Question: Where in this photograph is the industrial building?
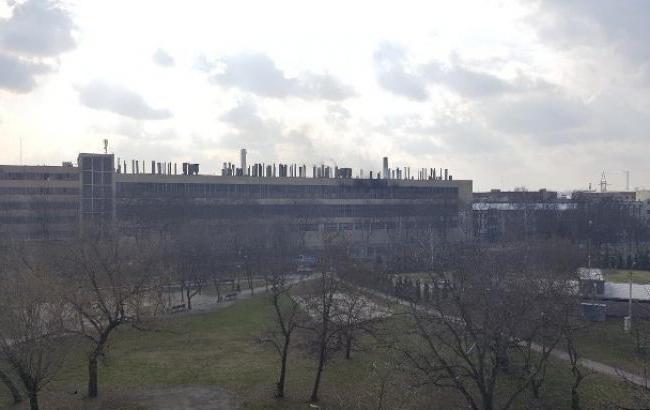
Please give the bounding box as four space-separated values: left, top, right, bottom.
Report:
472 189 576 242
0 151 473 257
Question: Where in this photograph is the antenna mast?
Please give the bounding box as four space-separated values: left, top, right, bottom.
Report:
600 171 608 193
103 139 109 154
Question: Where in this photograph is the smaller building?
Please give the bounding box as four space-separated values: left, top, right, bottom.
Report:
578 267 605 297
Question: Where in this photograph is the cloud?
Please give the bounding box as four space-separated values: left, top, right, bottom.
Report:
218 99 315 158
152 48 174 67
373 42 428 101
530 0 650 65
373 42 530 100
423 62 515 98
219 98 283 149
484 93 589 142
77 80 172 120
0 0 75 57
206 52 355 101
0 52 50 92
296 73 355 101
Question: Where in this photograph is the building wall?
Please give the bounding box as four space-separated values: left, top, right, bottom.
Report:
0 153 473 253
113 173 473 251
0 165 79 240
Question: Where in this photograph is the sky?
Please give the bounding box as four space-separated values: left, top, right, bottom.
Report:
0 0 648 192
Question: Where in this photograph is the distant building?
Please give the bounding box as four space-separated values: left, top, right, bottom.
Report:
637 190 650 225
472 189 576 242
0 153 473 258
0 163 79 240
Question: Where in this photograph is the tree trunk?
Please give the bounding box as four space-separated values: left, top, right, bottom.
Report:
310 354 325 403
88 355 99 398
310 331 327 402
214 279 221 303
248 274 254 295
345 335 353 360
571 387 581 410
186 288 192 310
28 390 39 410
481 391 494 410
276 335 290 398
0 369 22 404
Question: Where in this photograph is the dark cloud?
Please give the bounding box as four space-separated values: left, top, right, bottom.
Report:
530 0 650 64
373 42 428 101
0 0 75 57
296 73 355 101
152 48 174 67
77 80 172 120
484 93 589 144
206 52 355 101
218 99 315 158
423 62 515 98
373 42 536 100
219 99 283 149
0 52 50 92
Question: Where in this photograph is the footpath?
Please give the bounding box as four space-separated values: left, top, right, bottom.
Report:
350 281 649 388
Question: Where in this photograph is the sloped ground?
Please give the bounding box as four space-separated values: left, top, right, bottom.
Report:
125 385 239 410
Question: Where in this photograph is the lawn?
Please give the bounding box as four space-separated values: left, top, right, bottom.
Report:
573 317 650 375
0 294 648 409
604 269 650 284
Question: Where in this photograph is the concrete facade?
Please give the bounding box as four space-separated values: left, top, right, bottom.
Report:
0 154 473 255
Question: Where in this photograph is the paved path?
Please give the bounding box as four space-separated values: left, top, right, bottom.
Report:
167 274 311 315
351 282 650 388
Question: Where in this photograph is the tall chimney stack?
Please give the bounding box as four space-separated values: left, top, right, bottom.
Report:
240 148 247 176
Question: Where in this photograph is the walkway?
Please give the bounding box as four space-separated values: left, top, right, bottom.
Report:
351 282 650 388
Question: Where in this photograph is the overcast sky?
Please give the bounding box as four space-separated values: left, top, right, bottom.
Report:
0 0 648 191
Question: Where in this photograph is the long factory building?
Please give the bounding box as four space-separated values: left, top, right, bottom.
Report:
0 151 473 255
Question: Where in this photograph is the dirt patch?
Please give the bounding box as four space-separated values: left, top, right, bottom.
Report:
126 385 240 410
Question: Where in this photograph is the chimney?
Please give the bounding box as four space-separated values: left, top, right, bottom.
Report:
383 157 389 179
240 148 247 176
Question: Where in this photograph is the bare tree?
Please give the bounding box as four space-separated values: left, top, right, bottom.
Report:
302 269 339 403
0 369 22 405
260 272 302 398
0 268 70 410
297 235 355 403
398 240 581 410
56 227 161 398
166 228 211 311
258 220 305 398
0 243 24 405
330 281 385 360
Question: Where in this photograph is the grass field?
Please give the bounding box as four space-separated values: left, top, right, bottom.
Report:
573 317 650 375
604 269 650 284
0 294 648 409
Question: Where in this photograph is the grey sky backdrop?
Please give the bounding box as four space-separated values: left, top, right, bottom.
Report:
0 0 648 191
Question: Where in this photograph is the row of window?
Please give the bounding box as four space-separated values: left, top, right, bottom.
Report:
81 185 113 198
0 187 79 195
81 171 113 185
80 156 113 172
313 219 458 232
117 203 458 220
0 201 78 210
116 182 458 200
0 215 78 224
80 198 113 214
0 172 78 181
